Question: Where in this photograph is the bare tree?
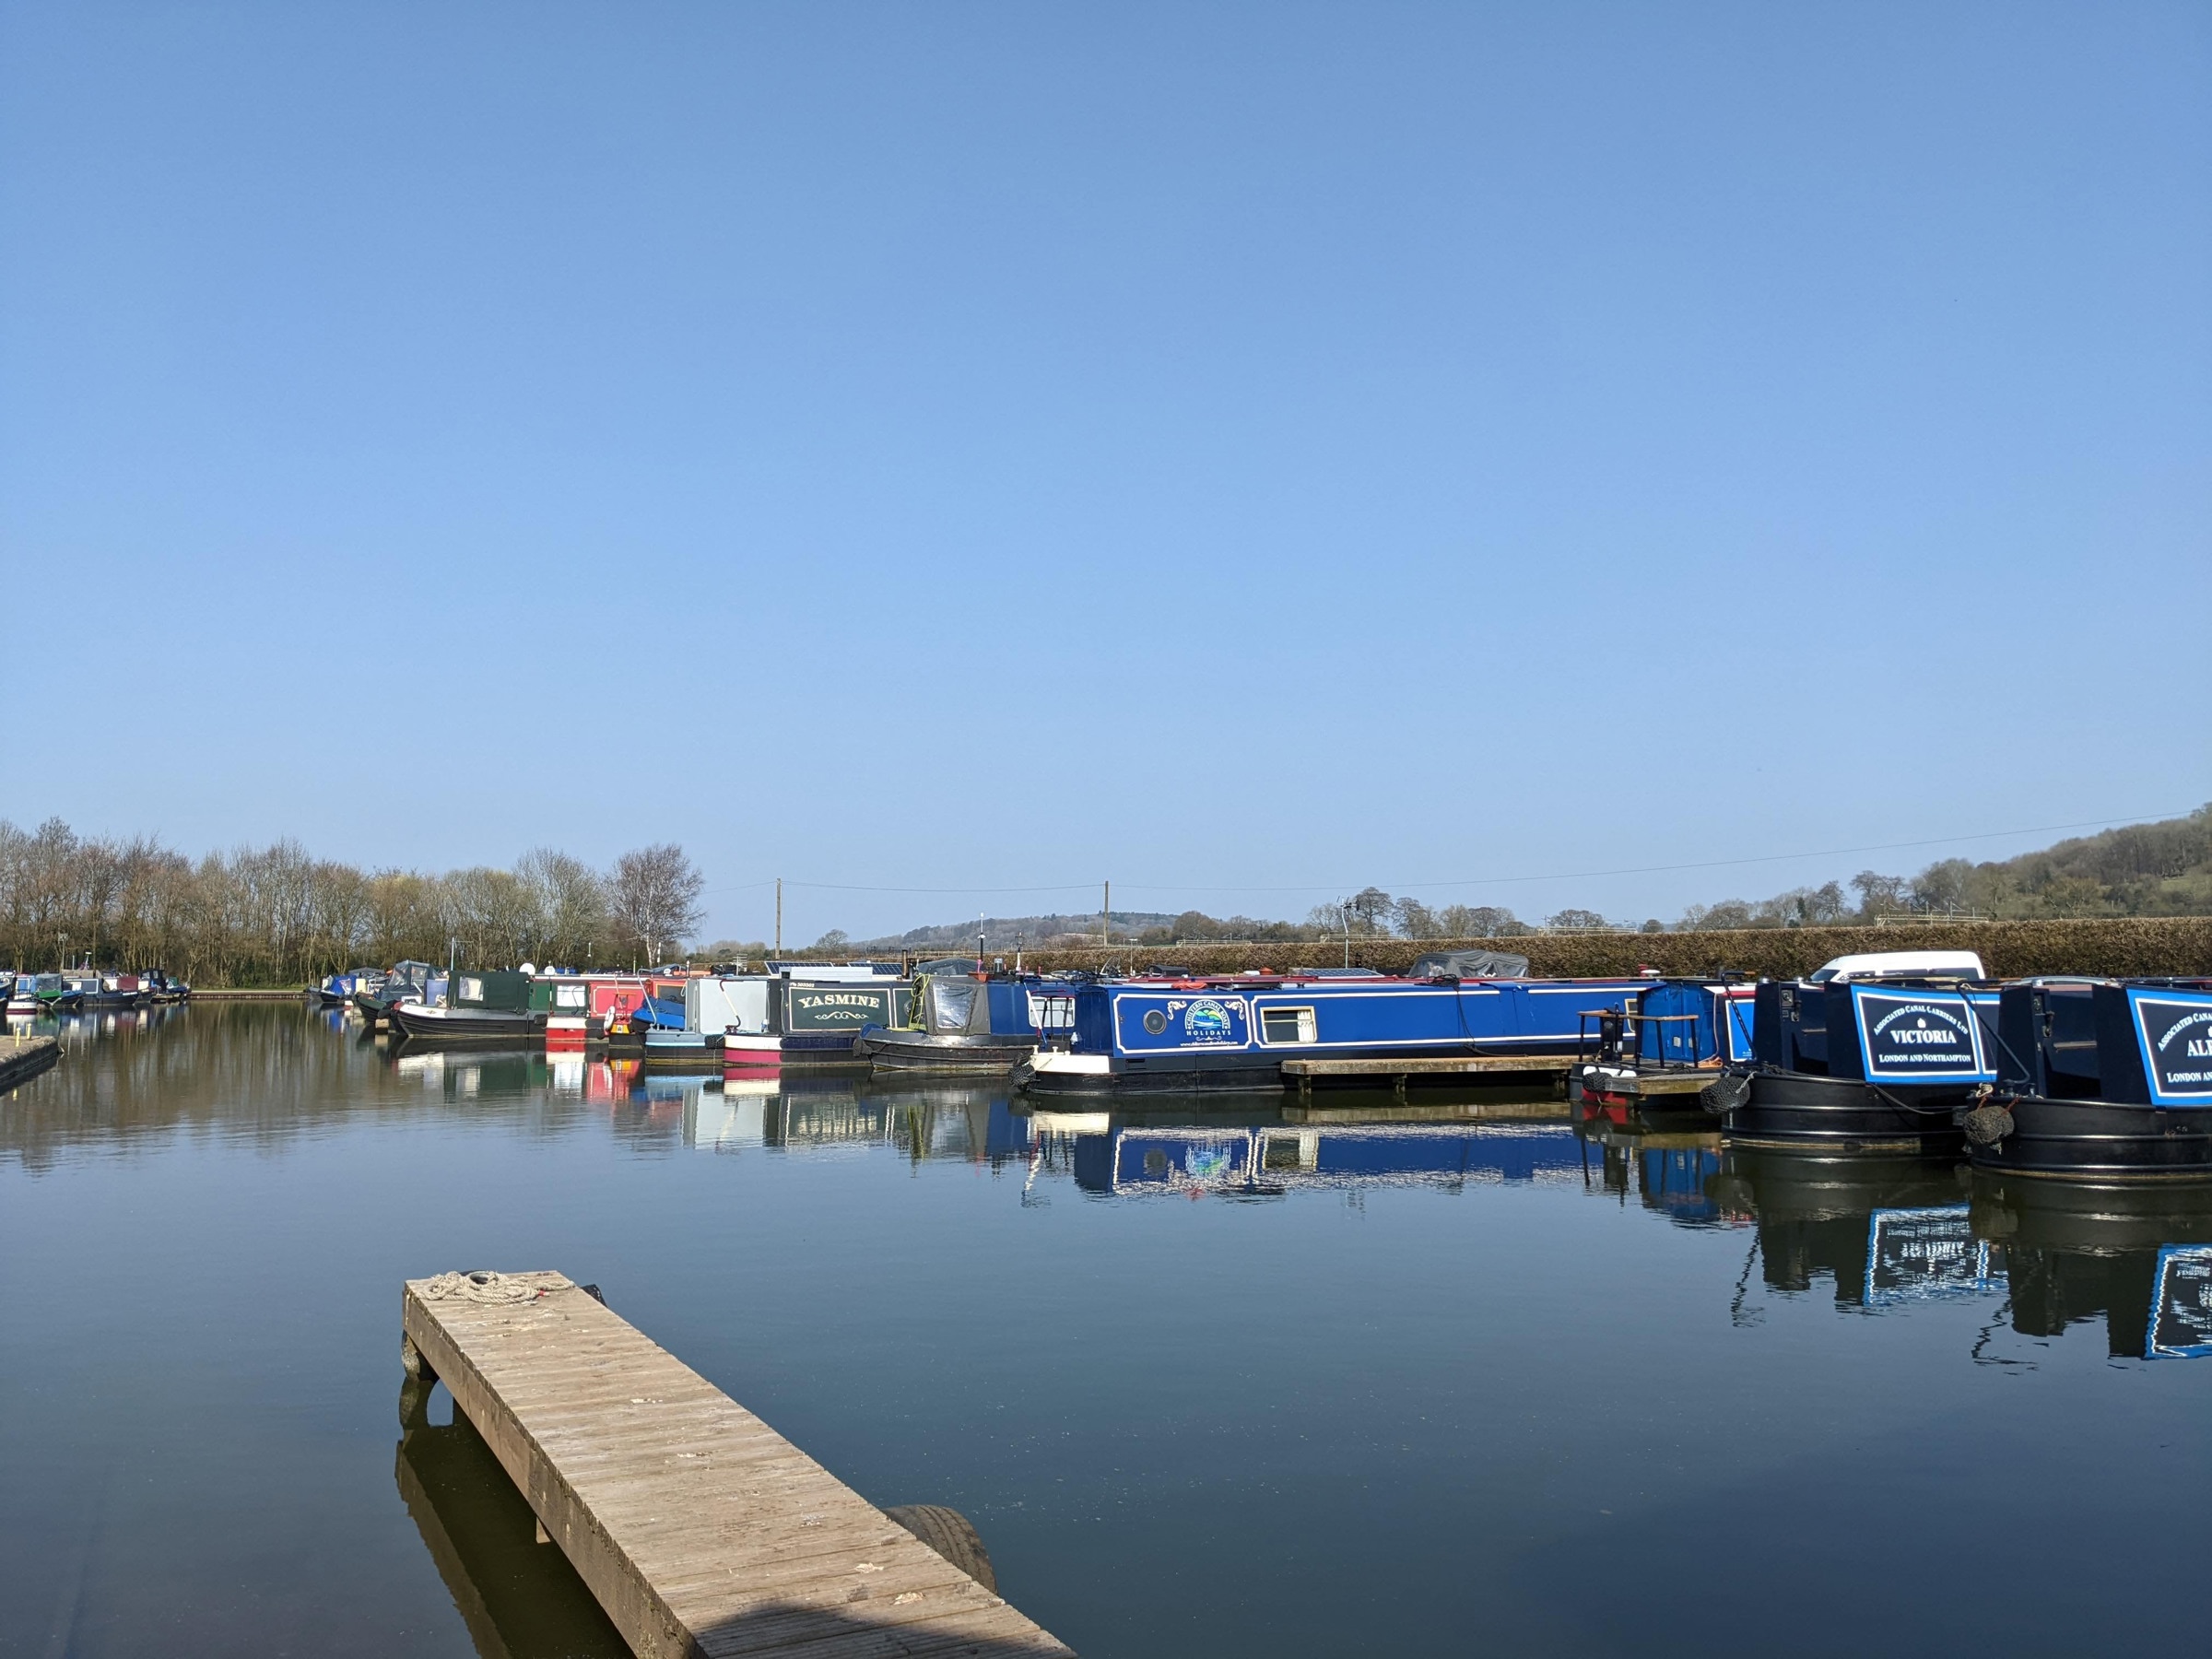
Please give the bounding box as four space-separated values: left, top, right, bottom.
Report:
516 848 608 965
607 844 705 966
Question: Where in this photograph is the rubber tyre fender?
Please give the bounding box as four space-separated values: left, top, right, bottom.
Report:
882 1504 997 1593
1962 1104 2013 1147
1700 1074 1751 1118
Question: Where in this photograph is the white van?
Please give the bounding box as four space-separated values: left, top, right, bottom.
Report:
1808 949 1986 982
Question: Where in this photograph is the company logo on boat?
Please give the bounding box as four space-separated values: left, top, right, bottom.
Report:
1853 989 1992 1083
1128 995 1248 1047
2129 990 2212 1106
1184 999 1231 1037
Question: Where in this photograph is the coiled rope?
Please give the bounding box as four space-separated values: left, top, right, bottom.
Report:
418 1269 573 1305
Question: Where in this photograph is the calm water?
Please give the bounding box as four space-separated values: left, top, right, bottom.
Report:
2 1004 2207 1657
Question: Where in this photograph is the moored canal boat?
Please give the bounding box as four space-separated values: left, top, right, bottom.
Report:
42 973 89 1014
390 970 539 1045
357 961 438 1028
6 973 55 1017
1704 977 1998 1154
1018 969 1649 1096
856 971 1079 1075
1962 980 2212 1181
720 965 912 1073
528 971 646 1051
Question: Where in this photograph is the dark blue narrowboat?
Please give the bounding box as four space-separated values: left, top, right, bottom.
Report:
1704 978 2000 1154
1018 970 1648 1096
1964 980 2212 1180
856 972 1080 1074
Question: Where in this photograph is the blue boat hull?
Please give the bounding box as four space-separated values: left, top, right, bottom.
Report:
1023 976 1649 1095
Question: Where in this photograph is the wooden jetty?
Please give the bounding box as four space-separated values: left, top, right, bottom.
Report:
401 1270 1074 1659
0 1033 59 1096
1279 1053 1571 1099
1575 1065 1719 1101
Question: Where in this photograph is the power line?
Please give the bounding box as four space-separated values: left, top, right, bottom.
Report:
691 806 2195 906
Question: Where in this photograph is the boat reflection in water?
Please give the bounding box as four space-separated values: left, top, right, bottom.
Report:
394 1376 629 1659
1707 1150 1979 1310
1572 1115 1740 1229
1971 1175 2212 1360
1653 1140 2212 1360
381 1050 2208 1369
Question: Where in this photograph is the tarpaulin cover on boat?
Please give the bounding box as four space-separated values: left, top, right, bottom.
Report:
1408 949 1531 980
926 978 982 1033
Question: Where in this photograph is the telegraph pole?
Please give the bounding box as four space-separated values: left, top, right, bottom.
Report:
774 878 782 956
1100 880 1110 949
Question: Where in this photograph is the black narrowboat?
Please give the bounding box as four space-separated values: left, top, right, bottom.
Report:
389 970 539 1045
1705 978 1998 1154
1964 981 2212 1181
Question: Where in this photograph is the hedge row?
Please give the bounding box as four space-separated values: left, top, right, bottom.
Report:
1011 918 2212 980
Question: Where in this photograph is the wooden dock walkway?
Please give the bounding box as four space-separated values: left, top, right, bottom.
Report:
401 1270 1073 1659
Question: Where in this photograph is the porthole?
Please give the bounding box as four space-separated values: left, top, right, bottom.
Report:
1142 1008 1168 1035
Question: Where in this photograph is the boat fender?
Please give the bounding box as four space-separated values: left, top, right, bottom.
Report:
1700 1074 1750 1117
1962 1104 2014 1147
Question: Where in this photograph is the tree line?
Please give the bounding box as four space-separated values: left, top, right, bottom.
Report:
0 819 707 986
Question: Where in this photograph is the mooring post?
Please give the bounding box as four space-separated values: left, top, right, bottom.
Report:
398 1335 438 1430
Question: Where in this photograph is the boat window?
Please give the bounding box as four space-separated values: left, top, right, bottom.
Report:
1260 1006 1317 1045
459 976 484 1002
1029 993 1076 1030
555 983 586 1009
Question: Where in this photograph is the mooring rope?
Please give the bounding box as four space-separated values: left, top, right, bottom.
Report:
418 1269 573 1305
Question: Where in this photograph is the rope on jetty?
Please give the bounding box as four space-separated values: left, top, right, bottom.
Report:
418 1269 573 1305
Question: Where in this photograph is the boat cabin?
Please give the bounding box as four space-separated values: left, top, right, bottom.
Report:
1755 978 1997 1085
449 970 533 1015
1627 980 1757 1067
914 972 1078 1039
1996 980 2212 1107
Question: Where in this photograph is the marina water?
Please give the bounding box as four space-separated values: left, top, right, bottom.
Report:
2 1004 2206 1656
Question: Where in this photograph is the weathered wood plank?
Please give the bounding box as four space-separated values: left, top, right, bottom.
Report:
404 1272 1074 1659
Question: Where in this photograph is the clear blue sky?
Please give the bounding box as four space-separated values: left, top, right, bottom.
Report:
3 2 2206 944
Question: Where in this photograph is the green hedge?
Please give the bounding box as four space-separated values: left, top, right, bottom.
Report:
1015 918 2212 980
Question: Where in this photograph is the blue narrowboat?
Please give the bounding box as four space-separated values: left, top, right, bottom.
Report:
1964 979 2212 1180
1017 970 1650 1096
1705 978 2001 1153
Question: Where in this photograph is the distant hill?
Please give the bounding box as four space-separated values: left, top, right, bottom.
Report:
1685 804 2212 930
799 806 2212 952
1955 805 2212 916
850 912 1183 951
